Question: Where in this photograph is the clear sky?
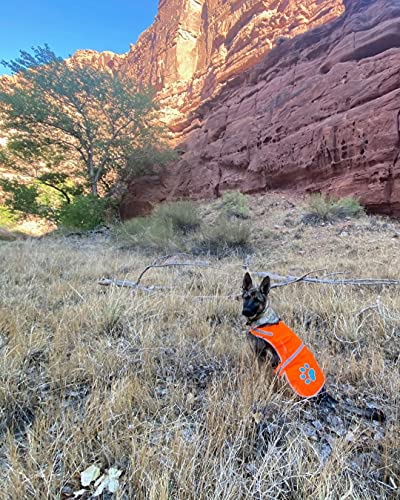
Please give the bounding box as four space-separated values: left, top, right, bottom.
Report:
1 0 159 75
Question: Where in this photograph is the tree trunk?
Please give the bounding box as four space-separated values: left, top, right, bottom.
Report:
91 181 98 197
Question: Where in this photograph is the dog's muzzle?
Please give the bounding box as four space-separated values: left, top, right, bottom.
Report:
242 306 257 318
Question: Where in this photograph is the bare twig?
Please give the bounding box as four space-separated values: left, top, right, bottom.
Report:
136 261 211 285
376 295 400 323
268 270 326 289
135 255 211 285
355 304 378 317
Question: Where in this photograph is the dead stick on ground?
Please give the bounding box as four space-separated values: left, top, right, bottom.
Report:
136 260 211 285
254 271 400 287
98 278 173 292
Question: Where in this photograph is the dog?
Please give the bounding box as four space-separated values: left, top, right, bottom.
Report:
242 272 385 422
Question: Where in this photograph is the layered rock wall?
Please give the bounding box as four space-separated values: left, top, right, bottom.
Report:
72 1 343 132
120 0 344 131
120 0 400 217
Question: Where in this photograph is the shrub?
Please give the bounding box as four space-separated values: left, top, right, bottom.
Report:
58 195 109 230
332 196 365 218
114 200 252 254
220 191 250 219
155 201 201 234
302 194 364 224
113 216 186 252
0 205 19 227
198 215 251 255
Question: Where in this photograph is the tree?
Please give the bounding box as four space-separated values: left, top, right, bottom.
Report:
0 45 174 200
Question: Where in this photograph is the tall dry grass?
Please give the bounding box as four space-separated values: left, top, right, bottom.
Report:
0 195 399 499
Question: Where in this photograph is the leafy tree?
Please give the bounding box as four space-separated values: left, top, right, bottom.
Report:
0 45 174 202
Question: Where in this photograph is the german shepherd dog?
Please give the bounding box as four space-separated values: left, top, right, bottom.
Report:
242 272 385 422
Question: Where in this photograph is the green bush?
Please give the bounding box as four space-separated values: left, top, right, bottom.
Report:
155 201 200 234
198 215 251 255
332 196 365 218
113 201 201 252
220 191 250 219
113 216 185 252
113 200 252 255
302 194 364 224
58 195 109 230
0 205 19 227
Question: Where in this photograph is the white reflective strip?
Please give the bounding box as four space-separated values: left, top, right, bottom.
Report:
276 343 305 375
251 327 274 337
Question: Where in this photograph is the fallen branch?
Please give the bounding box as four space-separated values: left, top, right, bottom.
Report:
254 272 400 288
98 278 173 293
136 261 211 285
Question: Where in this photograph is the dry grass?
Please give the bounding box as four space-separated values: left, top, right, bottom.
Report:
0 194 399 499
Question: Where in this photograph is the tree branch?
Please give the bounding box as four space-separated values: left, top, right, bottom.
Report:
40 180 71 204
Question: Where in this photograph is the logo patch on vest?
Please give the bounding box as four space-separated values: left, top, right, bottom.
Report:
299 363 316 384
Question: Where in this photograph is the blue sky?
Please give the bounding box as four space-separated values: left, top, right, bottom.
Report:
1 0 159 75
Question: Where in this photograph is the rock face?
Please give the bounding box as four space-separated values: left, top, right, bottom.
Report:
119 0 344 133
120 0 400 218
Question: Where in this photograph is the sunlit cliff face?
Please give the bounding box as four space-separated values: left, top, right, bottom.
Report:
71 0 345 131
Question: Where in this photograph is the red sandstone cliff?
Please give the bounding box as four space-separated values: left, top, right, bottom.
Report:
73 1 344 132
119 0 400 218
119 0 344 132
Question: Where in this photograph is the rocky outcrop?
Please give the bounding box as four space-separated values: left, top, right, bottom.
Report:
120 0 400 218
73 1 344 132
119 0 344 131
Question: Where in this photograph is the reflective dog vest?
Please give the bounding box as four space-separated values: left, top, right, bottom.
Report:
249 321 325 398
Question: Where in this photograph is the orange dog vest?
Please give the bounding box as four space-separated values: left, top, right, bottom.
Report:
249 321 325 398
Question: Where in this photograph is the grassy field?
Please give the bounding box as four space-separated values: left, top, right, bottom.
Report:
0 194 399 499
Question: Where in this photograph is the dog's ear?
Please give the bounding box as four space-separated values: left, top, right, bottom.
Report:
259 276 271 296
242 272 253 291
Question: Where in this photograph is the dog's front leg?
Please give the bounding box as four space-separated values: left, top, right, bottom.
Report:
246 332 280 368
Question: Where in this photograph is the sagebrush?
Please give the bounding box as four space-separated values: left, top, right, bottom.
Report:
303 194 364 224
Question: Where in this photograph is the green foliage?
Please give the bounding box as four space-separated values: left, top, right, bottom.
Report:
115 216 184 252
332 196 365 218
0 179 42 216
0 205 19 227
114 199 252 255
58 195 109 230
113 201 199 252
1 44 61 73
155 201 201 234
303 194 364 224
220 191 250 219
0 178 66 221
0 45 175 197
198 215 251 255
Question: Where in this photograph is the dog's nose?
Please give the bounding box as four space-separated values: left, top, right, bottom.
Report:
242 307 253 317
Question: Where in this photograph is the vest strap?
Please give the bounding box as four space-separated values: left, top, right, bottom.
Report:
251 327 273 337
276 342 305 376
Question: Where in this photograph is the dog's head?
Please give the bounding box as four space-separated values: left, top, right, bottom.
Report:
241 272 271 319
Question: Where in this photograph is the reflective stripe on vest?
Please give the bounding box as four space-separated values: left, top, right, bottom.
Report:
249 321 325 398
